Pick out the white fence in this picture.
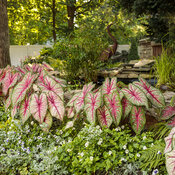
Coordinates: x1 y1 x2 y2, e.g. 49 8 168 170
10 45 130 66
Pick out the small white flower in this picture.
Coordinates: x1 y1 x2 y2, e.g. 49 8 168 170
157 151 162 155
115 128 119 132
121 125 125 129
143 136 147 140
80 152 84 157
90 156 93 161
85 141 89 147
143 146 147 150
152 169 159 175
137 153 141 157
60 130 63 134
67 149 71 152
123 145 127 150
97 141 102 145
121 157 127 162
108 151 112 155
125 149 129 154
151 143 154 147
96 125 100 129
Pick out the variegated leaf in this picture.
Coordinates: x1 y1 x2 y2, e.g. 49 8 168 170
12 72 38 106
97 106 113 127
67 92 80 107
39 75 63 100
5 89 13 110
164 127 175 154
165 149 175 175
130 106 146 134
52 77 67 87
47 92 65 121
66 106 75 118
2 72 19 95
11 105 18 118
161 106 175 120
85 91 101 123
102 77 117 95
104 92 122 125
73 83 95 113
42 62 54 71
134 77 165 108
15 67 26 74
30 93 47 123
20 96 31 124
122 97 132 119
122 84 148 108
40 112 53 132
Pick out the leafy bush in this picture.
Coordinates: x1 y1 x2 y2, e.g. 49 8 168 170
67 76 165 134
0 63 66 132
128 38 139 61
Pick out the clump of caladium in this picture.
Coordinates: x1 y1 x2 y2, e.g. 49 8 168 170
164 127 175 175
67 76 165 134
0 63 66 132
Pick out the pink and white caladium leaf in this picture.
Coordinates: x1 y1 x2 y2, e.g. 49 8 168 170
30 93 48 123
73 82 95 113
164 127 175 154
52 77 67 87
39 75 64 100
47 91 65 121
24 64 32 71
2 72 19 95
104 92 122 125
20 96 31 124
11 105 18 118
161 106 175 120
15 66 26 74
12 72 38 106
97 106 113 128
165 149 175 175
122 97 132 119
38 70 47 83
40 112 53 132
32 64 40 73
130 106 146 134
66 106 75 118
122 84 148 108
5 89 13 110
42 62 54 71
169 117 175 128
102 77 117 96
134 77 165 108
85 91 101 123
67 92 80 107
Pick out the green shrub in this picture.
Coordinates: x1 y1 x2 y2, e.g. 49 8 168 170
128 38 139 61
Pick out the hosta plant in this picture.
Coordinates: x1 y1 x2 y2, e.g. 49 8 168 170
67 76 166 134
0 63 66 132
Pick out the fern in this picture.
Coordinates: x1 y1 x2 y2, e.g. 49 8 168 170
140 141 166 172
150 122 171 139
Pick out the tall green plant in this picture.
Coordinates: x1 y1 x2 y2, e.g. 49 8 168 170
153 47 175 88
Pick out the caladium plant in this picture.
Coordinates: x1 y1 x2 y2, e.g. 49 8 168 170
165 127 175 175
67 76 166 134
0 63 66 132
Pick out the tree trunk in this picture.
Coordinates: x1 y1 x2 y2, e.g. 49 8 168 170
0 0 11 68
66 0 76 31
52 0 56 42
